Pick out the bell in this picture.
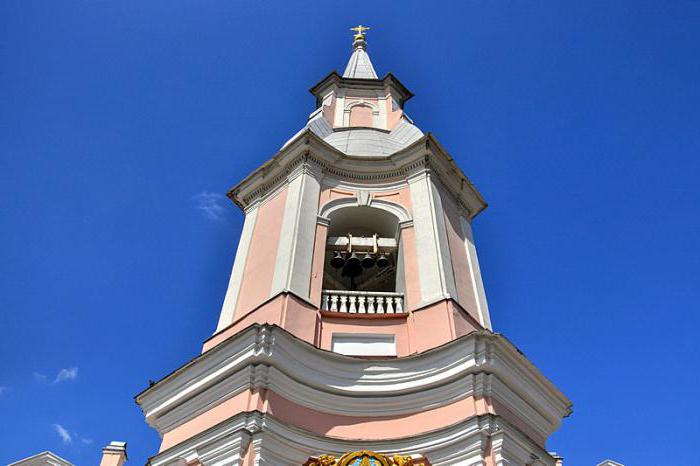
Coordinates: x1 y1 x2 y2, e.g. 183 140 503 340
330 251 345 269
343 252 363 277
360 252 375 268
376 254 389 268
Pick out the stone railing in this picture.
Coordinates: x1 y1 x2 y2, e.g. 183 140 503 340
321 290 405 315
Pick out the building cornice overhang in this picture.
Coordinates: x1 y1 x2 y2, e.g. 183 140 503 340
227 130 487 220
135 324 572 439
147 411 552 466
309 71 414 108
8 452 74 466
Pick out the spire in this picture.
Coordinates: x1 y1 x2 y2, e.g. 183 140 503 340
343 25 378 79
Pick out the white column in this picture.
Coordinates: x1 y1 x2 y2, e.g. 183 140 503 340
459 216 492 329
216 204 260 332
334 91 345 127
270 162 321 300
408 170 458 305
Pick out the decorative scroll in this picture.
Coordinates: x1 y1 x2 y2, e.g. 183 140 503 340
304 450 423 466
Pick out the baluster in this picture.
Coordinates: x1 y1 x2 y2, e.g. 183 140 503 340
386 296 395 313
367 296 376 313
321 294 329 311
339 295 348 313
376 296 385 314
358 296 366 313
394 296 404 313
348 295 357 313
330 295 338 312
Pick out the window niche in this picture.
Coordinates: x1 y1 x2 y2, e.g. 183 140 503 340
322 206 400 293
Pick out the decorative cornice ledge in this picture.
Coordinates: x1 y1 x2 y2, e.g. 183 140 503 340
135 324 572 441
147 411 557 466
227 130 487 220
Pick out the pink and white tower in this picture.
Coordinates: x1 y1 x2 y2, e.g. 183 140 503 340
137 27 572 466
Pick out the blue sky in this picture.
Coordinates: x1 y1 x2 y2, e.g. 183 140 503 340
1 1 699 465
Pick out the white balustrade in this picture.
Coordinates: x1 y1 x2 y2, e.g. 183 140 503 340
321 290 405 315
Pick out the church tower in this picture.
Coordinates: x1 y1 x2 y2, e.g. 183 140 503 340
136 27 572 466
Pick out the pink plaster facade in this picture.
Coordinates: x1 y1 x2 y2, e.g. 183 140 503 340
157 384 543 454
138 36 571 466
205 183 484 358
233 188 287 319
348 104 374 127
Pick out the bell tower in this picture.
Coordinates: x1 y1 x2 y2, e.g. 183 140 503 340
208 25 491 357
137 28 571 466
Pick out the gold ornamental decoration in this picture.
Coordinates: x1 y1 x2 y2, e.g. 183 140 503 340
304 450 421 466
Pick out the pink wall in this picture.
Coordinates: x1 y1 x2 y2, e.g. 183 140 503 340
321 94 336 127
349 104 374 127
202 294 319 353
234 188 288 319
385 96 404 131
319 315 411 355
399 227 421 310
408 300 480 353
157 384 542 453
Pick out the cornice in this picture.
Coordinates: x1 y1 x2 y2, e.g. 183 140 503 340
309 71 414 108
227 130 487 220
136 324 571 440
148 410 555 466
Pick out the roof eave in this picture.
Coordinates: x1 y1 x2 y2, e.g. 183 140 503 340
309 72 414 107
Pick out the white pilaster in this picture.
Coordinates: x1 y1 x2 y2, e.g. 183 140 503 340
408 170 458 305
216 204 260 332
459 216 492 329
270 163 321 300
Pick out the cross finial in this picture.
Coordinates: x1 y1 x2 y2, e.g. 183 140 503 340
350 24 370 42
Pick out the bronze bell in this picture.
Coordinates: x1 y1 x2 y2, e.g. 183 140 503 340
360 252 375 268
376 254 389 268
330 251 345 269
343 252 363 277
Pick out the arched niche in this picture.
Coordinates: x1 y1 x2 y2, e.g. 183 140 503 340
319 200 410 293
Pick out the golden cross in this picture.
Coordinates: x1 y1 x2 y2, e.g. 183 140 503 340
350 25 370 38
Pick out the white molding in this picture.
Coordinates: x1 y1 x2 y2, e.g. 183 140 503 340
408 171 458 304
137 325 571 441
318 196 411 224
270 164 321 299
459 216 492 330
9 452 74 466
216 205 259 332
148 411 557 466
228 131 486 222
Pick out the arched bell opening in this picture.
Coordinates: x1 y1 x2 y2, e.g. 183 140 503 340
322 206 399 293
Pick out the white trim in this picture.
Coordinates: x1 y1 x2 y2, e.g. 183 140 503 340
318 196 411 224
148 411 558 466
331 333 396 356
137 325 571 441
9 452 74 466
216 205 259 332
459 216 492 330
270 165 321 299
408 171 458 305
229 131 487 221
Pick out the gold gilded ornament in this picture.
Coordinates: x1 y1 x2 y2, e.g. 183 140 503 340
392 455 414 466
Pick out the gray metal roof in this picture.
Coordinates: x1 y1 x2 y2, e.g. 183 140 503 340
282 113 423 157
343 46 378 79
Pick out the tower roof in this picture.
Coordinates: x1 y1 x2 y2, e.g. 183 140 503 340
343 25 378 79
342 25 378 79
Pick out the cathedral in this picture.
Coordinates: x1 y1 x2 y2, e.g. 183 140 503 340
11 27 623 466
